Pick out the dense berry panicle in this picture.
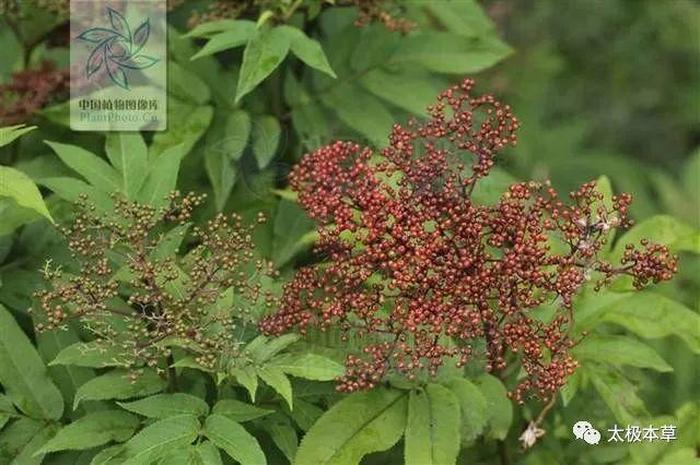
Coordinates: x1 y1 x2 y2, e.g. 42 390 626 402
260 78 678 401
0 61 68 125
34 193 277 375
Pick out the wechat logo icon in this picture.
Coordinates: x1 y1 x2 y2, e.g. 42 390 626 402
573 420 601 445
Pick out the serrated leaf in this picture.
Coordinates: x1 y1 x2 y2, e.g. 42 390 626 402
358 69 441 116
46 141 121 191
74 369 167 410
204 414 266 465
391 32 512 74
137 143 189 209
194 441 223 465
235 28 290 103
288 398 323 432
0 124 36 148
38 176 114 213
230 366 259 402
250 334 300 363
252 115 281 169
610 215 697 263
121 414 200 465
50 341 129 368
191 24 256 60
322 83 393 147
594 292 700 353
36 411 139 454
168 61 211 105
0 305 64 420
441 377 488 442
118 394 209 419
573 335 673 372
278 26 336 77
256 366 293 409
212 399 273 422
404 384 461 465
587 365 649 425
268 353 344 381
295 387 408 465
89 444 123 465
105 133 149 199
260 413 297 462
185 19 248 38
474 374 512 440
0 166 53 224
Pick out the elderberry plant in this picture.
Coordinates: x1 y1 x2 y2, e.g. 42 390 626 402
261 78 679 403
33 192 278 382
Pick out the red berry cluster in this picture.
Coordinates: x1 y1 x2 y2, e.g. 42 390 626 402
0 61 68 125
260 78 678 401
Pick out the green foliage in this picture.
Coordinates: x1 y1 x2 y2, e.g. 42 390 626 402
0 1 697 464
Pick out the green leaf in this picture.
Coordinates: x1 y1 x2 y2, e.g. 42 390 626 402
250 334 300 363
441 377 488 442
594 292 700 353
118 394 209 419
288 399 323 432
194 441 223 465
121 414 200 465
474 374 512 440
137 143 189 209
204 414 266 465
74 369 167 410
185 19 248 38
587 365 648 425
105 133 149 200
45 141 121 191
89 445 123 465
295 387 408 465
150 102 213 158
610 215 697 263
191 24 256 60
272 200 316 267
404 384 461 465
0 124 36 148
204 111 250 211
279 26 336 77
322 83 394 147
391 32 512 74
9 423 56 465
0 305 64 420
358 69 441 116
230 366 259 402
268 353 344 381
573 335 673 372
256 366 293 409
235 27 290 103
168 61 211 105
0 166 53 224
470 167 518 205
425 0 498 38
212 399 273 422
260 414 297 463
50 341 129 368
252 115 281 169
36 410 139 454
38 177 114 213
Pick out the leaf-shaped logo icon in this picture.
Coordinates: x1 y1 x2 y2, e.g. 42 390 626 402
77 7 159 91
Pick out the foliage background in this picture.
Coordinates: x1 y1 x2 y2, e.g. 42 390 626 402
0 0 698 464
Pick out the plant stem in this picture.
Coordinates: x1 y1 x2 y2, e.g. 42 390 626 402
166 353 178 392
497 440 511 465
